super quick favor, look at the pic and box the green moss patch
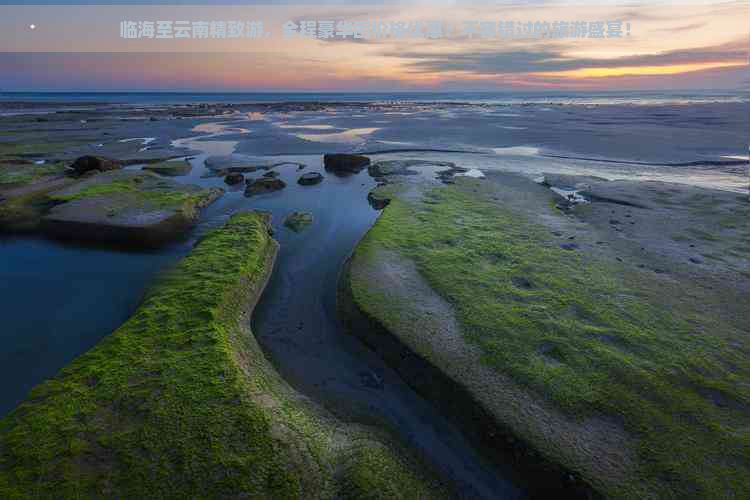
[50,171,206,209]
[0,162,67,189]
[350,179,750,497]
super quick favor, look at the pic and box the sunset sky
[0,1,747,91]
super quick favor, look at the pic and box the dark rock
[323,154,370,175]
[560,243,579,251]
[224,172,245,185]
[69,156,122,176]
[245,177,286,197]
[367,191,390,210]
[689,257,703,264]
[298,172,323,186]
[263,170,280,178]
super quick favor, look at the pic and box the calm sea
[0,90,748,106]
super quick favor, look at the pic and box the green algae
[349,180,750,498]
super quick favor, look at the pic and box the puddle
[297,127,380,144]
[492,146,541,156]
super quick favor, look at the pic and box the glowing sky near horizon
[0,3,747,91]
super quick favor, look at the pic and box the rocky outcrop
[323,154,370,175]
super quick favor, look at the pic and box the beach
[0,92,748,498]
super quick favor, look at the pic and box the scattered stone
[245,177,286,197]
[560,243,579,251]
[283,211,313,232]
[69,155,122,176]
[689,257,703,264]
[224,172,245,185]
[323,153,370,175]
[298,172,323,186]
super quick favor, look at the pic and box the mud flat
[341,166,750,498]
[0,212,442,498]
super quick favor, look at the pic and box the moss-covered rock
[41,170,223,246]
[0,212,443,499]
[344,172,750,498]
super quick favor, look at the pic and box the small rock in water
[689,257,703,264]
[224,172,244,185]
[263,170,280,178]
[283,211,313,232]
[298,172,323,186]
[245,177,286,197]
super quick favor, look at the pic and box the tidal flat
[0,96,748,498]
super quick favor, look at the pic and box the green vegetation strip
[0,212,437,499]
[50,173,205,209]
[351,182,750,497]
